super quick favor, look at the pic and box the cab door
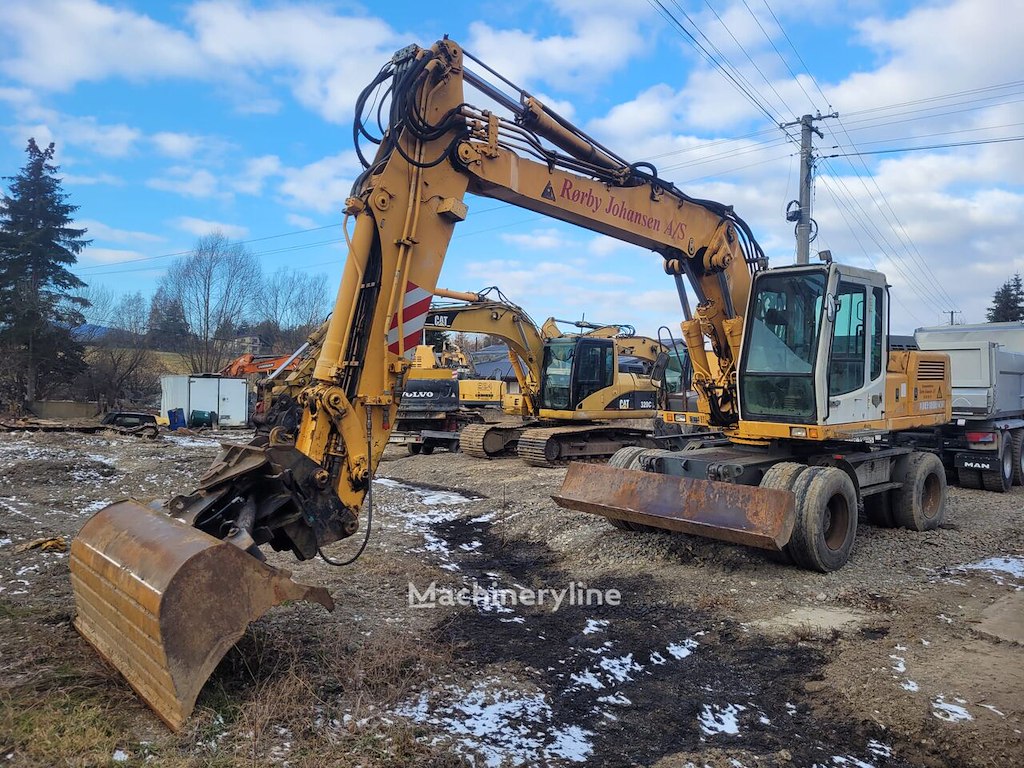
[823,276,886,425]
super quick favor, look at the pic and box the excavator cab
[540,337,614,410]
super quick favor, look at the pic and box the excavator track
[459,422,526,458]
[516,425,654,468]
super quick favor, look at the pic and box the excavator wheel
[892,452,946,531]
[757,462,809,563]
[786,466,858,573]
[605,447,651,532]
[69,500,333,731]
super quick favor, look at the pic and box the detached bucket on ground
[69,500,334,731]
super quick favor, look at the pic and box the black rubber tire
[957,468,982,489]
[606,446,655,532]
[787,466,858,573]
[1012,429,1024,487]
[981,437,1012,493]
[407,444,422,456]
[758,462,809,564]
[893,452,946,531]
[863,490,896,528]
[420,443,435,456]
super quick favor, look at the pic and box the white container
[160,375,250,427]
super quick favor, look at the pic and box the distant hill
[71,323,113,341]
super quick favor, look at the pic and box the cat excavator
[426,287,675,464]
[69,37,951,730]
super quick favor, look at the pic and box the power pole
[782,112,838,264]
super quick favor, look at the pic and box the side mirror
[825,293,839,323]
[650,352,670,386]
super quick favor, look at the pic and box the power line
[826,134,1024,157]
[649,0,780,125]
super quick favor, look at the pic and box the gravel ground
[0,429,1021,767]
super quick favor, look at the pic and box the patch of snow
[980,704,1005,717]
[597,693,631,706]
[112,750,129,762]
[375,477,474,507]
[0,538,10,548]
[831,757,874,768]
[667,638,699,659]
[395,681,593,765]
[889,655,906,673]
[956,556,1024,589]
[698,703,744,735]
[80,498,113,516]
[932,696,972,722]
[648,651,666,665]
[569,670,604,690]
[582,619,608,635]
[867,739,892,758]
[902,680,919,692]
[598,654,641,684]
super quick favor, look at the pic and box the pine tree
[986,274,1024,323]
[0,139,91,405]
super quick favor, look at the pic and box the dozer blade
[552,463,795,551]
[69,500,334,731]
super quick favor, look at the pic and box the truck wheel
[956,468,982,489]
[407,444,422,456]
[758,462,809,563]
[863,491,896,528]
[893,453,946,530]
[981,438,1012,493]
[607,447,652,532]
[420,443,435,456]
[787,466,858,573]
[1011,429,1024,486]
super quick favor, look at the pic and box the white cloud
[174,216,249,240]
[277,151,361,213]
[151,131,206,159]
[286,213,317,229]
[83,247,146,264]
[60,172,123,186]
[499,228,575,251]
[147,167,220,198]
[0,0,201,90]
[233,154,282,195]
[77,219,163,244]
[465,2,656,93]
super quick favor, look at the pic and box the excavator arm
[70,37,766,729]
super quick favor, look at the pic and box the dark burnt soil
[422,512,907,767]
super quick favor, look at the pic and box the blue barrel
[167,408,186,431]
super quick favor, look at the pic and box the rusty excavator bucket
[552,463,796,551]
[69,500,334,731]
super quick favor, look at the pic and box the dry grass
[0,612,464,767]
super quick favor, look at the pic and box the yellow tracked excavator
[70,37,952,729]
[426,286,679,465]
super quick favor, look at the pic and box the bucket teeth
[70,500,333,731]
[552,463,795,551]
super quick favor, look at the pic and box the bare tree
[75,285,160,407]
[258,267,332,351]
[159,232,262,373]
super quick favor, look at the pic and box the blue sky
[1,0,1021,335]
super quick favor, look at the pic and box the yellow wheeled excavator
[425,286,677,465]
[69,37,951,730]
